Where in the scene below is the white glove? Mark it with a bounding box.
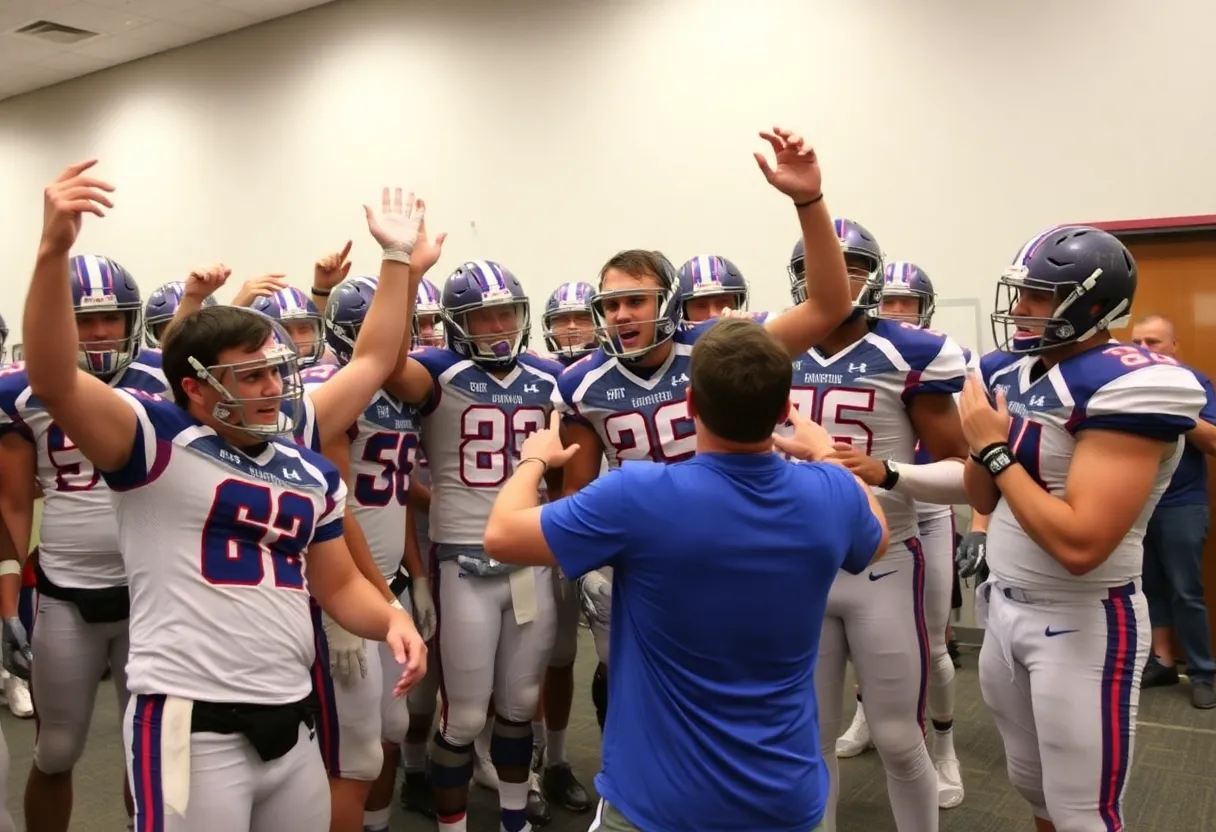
[363,187,424,264]
[410,579,437,643]
[321,612,367,682]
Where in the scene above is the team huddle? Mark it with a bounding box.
[0,127,1205,832]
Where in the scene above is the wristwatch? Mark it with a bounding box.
[880,459,901,490]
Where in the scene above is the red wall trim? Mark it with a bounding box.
[1080,214,1216,236]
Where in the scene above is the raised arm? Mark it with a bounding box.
[23,161,135,473]
[751,127,851,356]
[163,264,232,341]
[308,190,425,441]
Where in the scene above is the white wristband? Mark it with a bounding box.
[0,560,21,577]
[889,459,968,505]
[382,247,413,265]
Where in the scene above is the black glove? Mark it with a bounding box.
[955,531,987,580]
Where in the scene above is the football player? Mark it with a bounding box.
[786,221,970,831]
[531,280,598,817]
[0,252,167,832]
[251,287,327,367]
[676,255,749,323]
[554,127,853,734]
[962,225,1206,832]
[414,278,445,348]
[861,260,972,809]
[378,260,564,832]
[21,161,427,832]
[143,281,217,347]
[309,267,441,832]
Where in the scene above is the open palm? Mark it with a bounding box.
[754,127,822,203]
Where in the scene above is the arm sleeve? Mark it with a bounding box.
[540,467,631,578]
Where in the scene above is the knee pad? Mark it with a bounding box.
[430,732,473,789]
[490,716,533,769]
[865,718,932,777]
[33,725,88,775]
[439,701,489,747]
[591,663,608,732]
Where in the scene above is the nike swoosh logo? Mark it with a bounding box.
[1044,627,1080,637]
[868,570,898,581]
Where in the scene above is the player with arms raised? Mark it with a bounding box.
[21,161,428,832]
[379,260,564,832]
[555,127,854,729]
[788,220,970,832]
[0,252,165,832]
[961,226,1206,832]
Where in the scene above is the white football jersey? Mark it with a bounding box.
[0,352,168,589]
[412,348,561,546]
[785,319,967,546]
[103,390,346,705]
[299,365,421,580]
[982,343,1205,590]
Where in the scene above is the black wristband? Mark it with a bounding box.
[972,442,1015,478]
[311,286,332,297]
[794,193,825,209]
[879,459,900,490]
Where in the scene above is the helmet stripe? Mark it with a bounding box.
[1016,227,1061,266]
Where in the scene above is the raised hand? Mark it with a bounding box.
[230,273,287,307]
[409,210,448,277]
[314,241,352,293]
[41,160,115,254]
[183,263,233,302]
[753,127,823,204]
[364,188,424,263]
[519,410,581,470]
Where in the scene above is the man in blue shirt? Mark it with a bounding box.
[484,318,888,832]
[1132,314,1216,709]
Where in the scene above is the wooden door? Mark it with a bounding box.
[1108,235,1216,655]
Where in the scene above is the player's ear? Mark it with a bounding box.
[180,377,205,408]
[685,383,698,421]
[778,398,791,425]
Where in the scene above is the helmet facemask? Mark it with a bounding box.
[186,336,304,438]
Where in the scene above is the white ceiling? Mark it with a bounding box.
[0,0,337,101]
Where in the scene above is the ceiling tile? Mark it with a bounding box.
[0,33,66,62]
[217,0,332,21]
[160,3,258,34]
[72,33,159,61]
[126,18,206,49]
[45,1,152,35]
[84,0,204,16]
[38,49,112,73]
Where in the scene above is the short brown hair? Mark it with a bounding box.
[689,318,791,442]
[598,250,676,289]
[162,305,274,407]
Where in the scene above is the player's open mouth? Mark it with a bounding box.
[618,329,641,346]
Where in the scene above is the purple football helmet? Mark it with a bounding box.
[250,287,325,368]
[441,261,531,370]
[677,255,748,320]
[543,281,596,364]
[323,276,378,366]
[789,219,884,316]
[413,278,444,348]
[70,254,143,376]
[880,262,936,328]
[144,281,218,347]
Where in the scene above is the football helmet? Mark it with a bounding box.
[413,278,444,348]
[250,287,325,367]
[186,308,304,438]
[441,261,530,370]
[144,281,218,347]
[542,281,596,363]
[789,219,884,315]
[992,225,1135,355]
[677,255,748,316]
[590,253,683,360]
[880,261,936,328]
[323,276,378,366]
[70,254,143,376]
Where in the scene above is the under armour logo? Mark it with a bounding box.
[1028,395,1046,407]
[281,469,302,482]
[523,383,540,393]
[848,363,867,374]
[672,373,690,386]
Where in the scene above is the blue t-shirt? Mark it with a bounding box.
[540,452,882,832]
[1159,367,1216,508]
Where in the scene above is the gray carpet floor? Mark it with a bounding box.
[4,631,1214,830]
